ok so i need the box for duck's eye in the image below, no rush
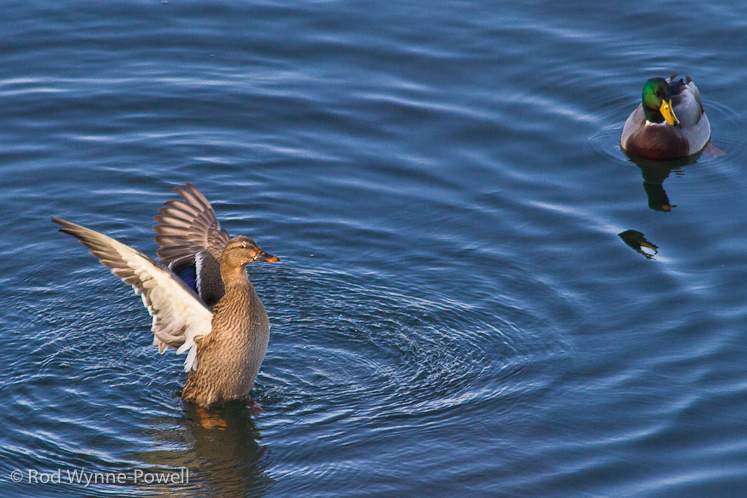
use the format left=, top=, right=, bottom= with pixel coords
left=239, top=244, right=246, bottom=249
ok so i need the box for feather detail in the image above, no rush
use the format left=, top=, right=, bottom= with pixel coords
left=153, top=183, right=230, bottom=264
left=52, top=217, right=213, bottom=364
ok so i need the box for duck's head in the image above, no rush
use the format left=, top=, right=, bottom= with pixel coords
left=221, top=236, right=279, bottom=269
left=642, top=78, right=679, bottom=126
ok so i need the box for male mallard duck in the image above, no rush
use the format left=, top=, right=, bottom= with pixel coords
left=621, top=74, right=710, bottom=160
left=53, top=185, right=278, bottom=407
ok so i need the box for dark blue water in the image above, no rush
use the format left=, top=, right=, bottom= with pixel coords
left=3, top=0, right=747, bottom=496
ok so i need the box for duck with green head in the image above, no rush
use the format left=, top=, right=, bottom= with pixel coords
left=621, top=74, right=710, bottom=161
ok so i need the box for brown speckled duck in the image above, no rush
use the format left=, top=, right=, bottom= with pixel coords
left=52, top=185, right=278, bottom=407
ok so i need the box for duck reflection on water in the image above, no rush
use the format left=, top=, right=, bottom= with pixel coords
left=618, top=230, right=659, bottom=260
left=133, top=400, right=273, bottom=497
left=623, top=150, right=702, bottom=212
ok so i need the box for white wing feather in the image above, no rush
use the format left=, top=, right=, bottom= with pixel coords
left=54, top=218, right=213, bottom=372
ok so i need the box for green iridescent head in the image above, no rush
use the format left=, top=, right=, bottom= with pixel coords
left=642, top=78, right=679, bottom=126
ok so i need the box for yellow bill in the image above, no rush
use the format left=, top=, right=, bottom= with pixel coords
left=660, top=100, right=679, bottom=126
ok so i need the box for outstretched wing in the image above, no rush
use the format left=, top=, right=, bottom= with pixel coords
left=153, top=183, right=230, bottom=265
left=53, top=217, right=212, bottom=372
left=152, top=184, right=230, bottom=307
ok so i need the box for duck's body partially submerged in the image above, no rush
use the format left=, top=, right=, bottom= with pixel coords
left=53, top=184, right=278, bottom=408
left=180, top=236, right=274, bottom=407
left=621, top=74, right=711, bottom=161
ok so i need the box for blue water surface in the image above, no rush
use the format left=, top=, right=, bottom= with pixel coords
left=2, top=0, right=747, bottom=497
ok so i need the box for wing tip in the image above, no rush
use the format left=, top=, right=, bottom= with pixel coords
left=183, top=344, right=198, bottom=372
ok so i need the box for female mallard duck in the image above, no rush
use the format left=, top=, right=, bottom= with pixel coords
left=53, top=185, right=278, bottom=407
left=621, top=74, right=710, bottom=160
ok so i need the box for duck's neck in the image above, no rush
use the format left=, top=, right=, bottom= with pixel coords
left=643, top=105, right=666, bottom=124
left=212, top=265, right=257, bottom=328
left=220, top=265, right=254, bottom=295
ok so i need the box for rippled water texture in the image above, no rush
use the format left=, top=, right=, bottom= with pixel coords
left=2, top=1, right=747, bottom=497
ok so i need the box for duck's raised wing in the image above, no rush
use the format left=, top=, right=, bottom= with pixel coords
left=152, top=184, right=230, bottom=307
left=153, top=183, right=230, bottom=265
left=52, top=217, right=212, bottom=372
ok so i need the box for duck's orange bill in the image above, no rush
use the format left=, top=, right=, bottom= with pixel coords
left=255, top=251, right=279, bottom=263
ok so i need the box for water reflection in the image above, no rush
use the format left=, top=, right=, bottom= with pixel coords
left=619, top=230, right=658, bottom=259
left=135, top=402, right=273, bottom=497
left=623, top=150, right=702, bottom=212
